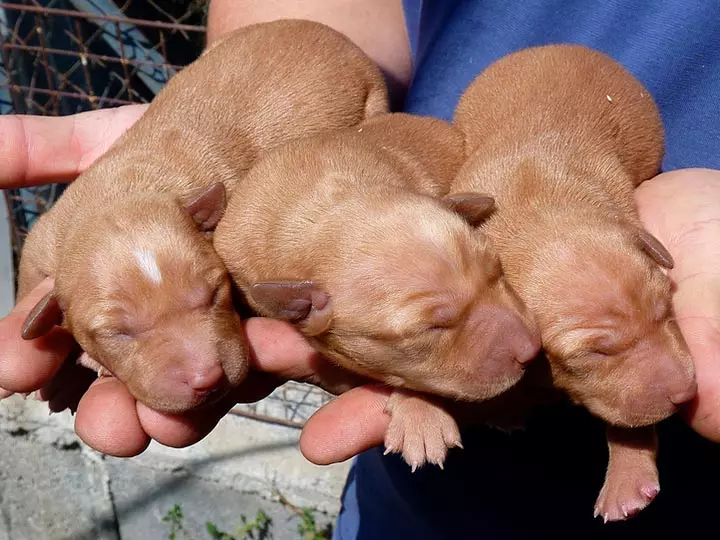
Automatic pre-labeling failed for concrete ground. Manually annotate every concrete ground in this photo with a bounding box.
[0,393,350,540]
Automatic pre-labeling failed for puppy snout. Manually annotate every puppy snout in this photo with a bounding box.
[187,364,226,393]
[483,308,541,366]
[668,378,697,405]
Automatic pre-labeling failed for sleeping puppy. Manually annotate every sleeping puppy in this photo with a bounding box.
[450,44,696,521]
[214,113,541,468]
[17,19,389,414]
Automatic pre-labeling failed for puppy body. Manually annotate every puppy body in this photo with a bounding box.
[451,44,696,521]
[215,113,541,466]
[18,19,389,414]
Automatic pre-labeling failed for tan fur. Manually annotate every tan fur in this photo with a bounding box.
[17,19,389,414]
[451,43,696,522]
[215,113,541,467]
[216,112,539,400]
[452,44,695,427]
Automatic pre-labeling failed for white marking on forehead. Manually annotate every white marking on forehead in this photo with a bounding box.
[133,248,163,284]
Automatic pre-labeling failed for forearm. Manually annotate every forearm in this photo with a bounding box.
[206,0,412,108]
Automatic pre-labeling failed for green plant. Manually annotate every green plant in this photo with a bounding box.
[163,504,193,540]
[206,509,273,540]
[162,491,332,540]
[273,490,332,540]
[295,507,333,540]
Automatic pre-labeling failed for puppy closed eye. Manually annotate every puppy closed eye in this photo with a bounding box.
[425,305,460,331]
[95,328,133,341]
[554,328,622,359]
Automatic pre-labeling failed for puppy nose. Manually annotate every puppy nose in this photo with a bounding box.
[512,324,541,365]
[669,379,697,405]
[187,364,225,393]
[491,311,541,366]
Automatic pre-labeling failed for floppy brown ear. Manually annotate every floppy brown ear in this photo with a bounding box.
[250,281,333,337]
[637,229,674,269]
[185,183,226,231]
[442,192,496,226]
[21,291,63,340]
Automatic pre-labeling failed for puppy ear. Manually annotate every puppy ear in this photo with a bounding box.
[250,281,333,337]
[442,192,495,226]
[21,291,63,340]
[637,229,674,269]
[185,183,226,231]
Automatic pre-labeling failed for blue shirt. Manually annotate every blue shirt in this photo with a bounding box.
[335,1,720,538]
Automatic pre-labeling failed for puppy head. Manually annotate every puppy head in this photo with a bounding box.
[23,184,249,414]
[249,193,541,402]
[530,223,695,426]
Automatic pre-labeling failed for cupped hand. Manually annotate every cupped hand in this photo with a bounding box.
[0,106,369,457]
[634,168,720,441]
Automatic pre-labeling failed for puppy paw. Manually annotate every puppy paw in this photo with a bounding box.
[594,468,659,522]
[383,389,462,472]
[594,426,660,523]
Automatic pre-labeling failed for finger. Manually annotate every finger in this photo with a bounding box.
[0,104,148,188]
[135,372,283,448]
[299,385,392,465]
[244,317,369,393]
[0,278,75,393]
[74,376,150,457]
[136,396,235,448]
[675,316,720,442]
[671,265,720,440]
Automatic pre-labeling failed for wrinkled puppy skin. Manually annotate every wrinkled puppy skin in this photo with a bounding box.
[214,113,541,469]
[451,44,696,522]
[17,19,389,415]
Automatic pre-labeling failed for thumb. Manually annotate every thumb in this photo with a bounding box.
[300,385,392,465]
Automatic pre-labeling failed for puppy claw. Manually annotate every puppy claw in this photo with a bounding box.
[411,462,419,473]
[641,485,660,500]
[383,447,393,456]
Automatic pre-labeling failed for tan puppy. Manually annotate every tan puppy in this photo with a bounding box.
[17,19,389,414]
[450,44,696,521]
[214,112,541,468]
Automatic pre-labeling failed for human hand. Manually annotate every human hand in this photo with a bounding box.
[0,106,367,457]
[634,168,720,441]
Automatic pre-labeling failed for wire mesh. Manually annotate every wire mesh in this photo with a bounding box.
[0,0,334,427]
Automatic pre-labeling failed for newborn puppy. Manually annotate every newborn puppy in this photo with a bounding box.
[451,44,696,521]
[214,113,541,467]
[17,19,389,414]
